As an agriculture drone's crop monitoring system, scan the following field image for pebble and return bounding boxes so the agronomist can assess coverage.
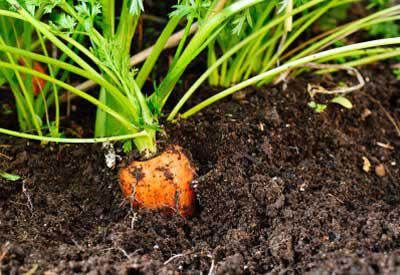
[375,164,386,177]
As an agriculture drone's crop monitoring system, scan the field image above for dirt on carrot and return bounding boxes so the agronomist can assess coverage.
[119,145,196,217]
[0,66,399,274]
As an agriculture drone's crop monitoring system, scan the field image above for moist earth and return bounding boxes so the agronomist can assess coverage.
[1,66,400,274]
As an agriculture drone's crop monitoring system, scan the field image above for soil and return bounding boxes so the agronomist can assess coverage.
[1,66,400,274]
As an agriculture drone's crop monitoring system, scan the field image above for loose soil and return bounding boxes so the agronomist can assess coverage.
[1,66,400,274]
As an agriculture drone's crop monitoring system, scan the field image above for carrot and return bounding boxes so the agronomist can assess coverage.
[32,62,46,96]
[119,145,196,217]
[18,58,47,96]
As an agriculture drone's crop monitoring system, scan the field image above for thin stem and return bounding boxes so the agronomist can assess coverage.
[0,44,128,107]
[136,16,182,89]
[0,128,148,143]
[0,7,126,107]
[170,17,194,68]
[0,37,42,134]
[36,30,60,135]
[290,5,400,61]
[154,0,266,111]
[168,0,328,120]
[263,1,338,72]
[0,61,137,132]
[0,45,92,76]
[101,0,115,36]
[181,38,400,118]
[316,48,400,74]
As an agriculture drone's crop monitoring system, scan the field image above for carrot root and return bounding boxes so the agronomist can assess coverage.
[119,145,196,217]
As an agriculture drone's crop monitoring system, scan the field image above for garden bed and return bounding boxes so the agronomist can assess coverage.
[1,66,400,274]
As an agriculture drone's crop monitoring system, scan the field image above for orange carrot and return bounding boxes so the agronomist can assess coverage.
[119,145,196,217]
[18,58,47,96]
[32,62,46,96]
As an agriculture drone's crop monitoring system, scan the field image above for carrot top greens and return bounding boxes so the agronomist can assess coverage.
[0,0,399,158]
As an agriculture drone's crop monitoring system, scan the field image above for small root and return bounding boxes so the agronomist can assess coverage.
[22,182,34,213]
[208,254,216,275]
[164,254,184,265]
[0,152,12,161]
[130,209,138,230]
[304,63,365,96]
[274,63,365,96]
[117,247,132,260]
[0,242,11,263]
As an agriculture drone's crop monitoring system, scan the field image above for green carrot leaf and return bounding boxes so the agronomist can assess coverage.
[308,101,327,113]
[129,0,144,15]
[331,96,353,109]
[0,170,21,181]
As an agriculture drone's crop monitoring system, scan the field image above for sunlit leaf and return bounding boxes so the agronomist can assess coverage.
[331,96,353,109]
[0,170,21,181]
[308,101,327,113]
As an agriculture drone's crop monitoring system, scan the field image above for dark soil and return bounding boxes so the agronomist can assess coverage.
[1,66,400,274]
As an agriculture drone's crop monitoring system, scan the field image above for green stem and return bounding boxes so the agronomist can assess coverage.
[115,0,140,56]
[0,128,148,143]
[0,44,127,106]
[290,5,400,61]
[0,37,42,135]
[36,30,60,136]
[101,0,115,36]
[181,38,400,118]
[0,61,137,132]
[263,1,338,72]
[0,45,93,76]
[133,129,157,159]
[316,48,396,63]
[0,8,124,102]
[168,0,328,120]
[136,16,181,89]
[170,17,194,69]
[2,6,123,103]
[316,48,400,74]
[154,0,265,110]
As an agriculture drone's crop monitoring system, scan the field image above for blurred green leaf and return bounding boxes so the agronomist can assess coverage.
[0,170,21,181]
[308,101,327,113]
[331,96,353,109]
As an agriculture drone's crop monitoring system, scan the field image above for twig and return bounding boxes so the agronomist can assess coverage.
[130,23,198,66]
[117,247,132,260]
[0,152,12,161]
[376,141,394,150]
[391,63,400,69]
[164,254,184,265]
[274,63,365,95]
[211,0,228,16]
[0,242,10,263]
[130,210,138,230]
[208,254,216,275]
[0,242,10,275]
[306,63,365,94]
[22,182,34,213]
[0,145,11,148]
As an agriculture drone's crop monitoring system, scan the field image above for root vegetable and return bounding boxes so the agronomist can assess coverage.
[119,145,196,217]
[32,62,46,96]
[18,59,46,96]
